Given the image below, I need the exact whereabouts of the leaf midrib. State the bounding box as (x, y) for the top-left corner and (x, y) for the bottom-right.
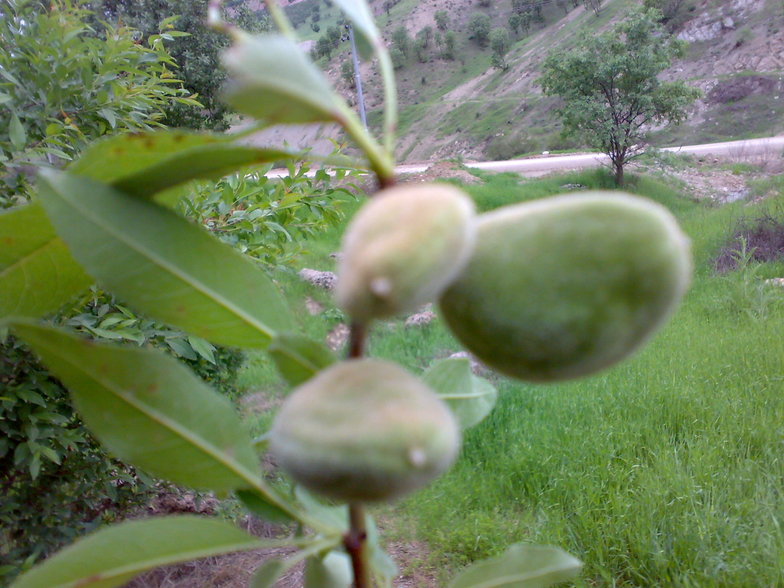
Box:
(0, 237), (60, 279)
(48, 537), (292, 588)
(53, 181), (275, 342)
(457, 563), (580, 588)
(27, 332), (262, 490)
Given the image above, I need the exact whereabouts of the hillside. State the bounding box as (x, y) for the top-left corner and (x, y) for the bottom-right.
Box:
(248, 0), (784, 164)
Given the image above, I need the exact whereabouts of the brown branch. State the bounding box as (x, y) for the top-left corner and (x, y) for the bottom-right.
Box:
(345, 503), (372, 588)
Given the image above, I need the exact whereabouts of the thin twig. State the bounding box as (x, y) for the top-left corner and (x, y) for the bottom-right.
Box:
(345, 503), (371, 588)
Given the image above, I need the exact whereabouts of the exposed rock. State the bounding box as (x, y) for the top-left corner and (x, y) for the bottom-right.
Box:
(559, 183), (586, 191)
(299, 268), (337, 290)
(304, 296), (324, 316)
(325, 323), (350, 351)
(765, 278), (784, 288)
(405, 310), (436, 327)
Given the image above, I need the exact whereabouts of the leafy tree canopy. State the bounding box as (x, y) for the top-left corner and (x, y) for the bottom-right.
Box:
(539, 9), (700, 185)
(86, 0), (268, 130)
(0, 0), (197, 206)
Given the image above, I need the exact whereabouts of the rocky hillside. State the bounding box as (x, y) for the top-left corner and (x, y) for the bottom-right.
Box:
(246, 0), (784, 164)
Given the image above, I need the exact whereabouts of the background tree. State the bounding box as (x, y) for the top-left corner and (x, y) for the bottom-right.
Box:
(0, 0), (196, 206)
(583, 0), (602, 15)
(391, 25), (411, 57)
(490, 27), (511, 70)
(539, 9), (700, 185)
(87, 0), (267, 130)
(414, 28), (432, 63)
(467, 12), (491, 47)
(441, 30), (457, 60)
(390, 46), (407, 69)
(341, 59), (356, 87)
(644, 0), (690, 30)
(435, 9), (449, 31)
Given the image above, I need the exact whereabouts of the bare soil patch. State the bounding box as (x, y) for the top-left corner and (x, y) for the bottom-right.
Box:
(399, 161), (481, 185)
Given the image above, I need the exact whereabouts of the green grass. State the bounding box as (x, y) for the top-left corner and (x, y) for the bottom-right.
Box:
(238, 169), (784, 586)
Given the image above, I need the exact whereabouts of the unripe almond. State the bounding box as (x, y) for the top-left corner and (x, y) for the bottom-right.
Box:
(439, 192), (692, 382)
(336, 184), (476, 323)
(270, 359), (460, 503)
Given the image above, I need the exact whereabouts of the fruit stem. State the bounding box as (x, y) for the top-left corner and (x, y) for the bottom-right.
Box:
(345, 323), (372, 588)
(348, 322), (367, 359)
(346, 502), (372, 588)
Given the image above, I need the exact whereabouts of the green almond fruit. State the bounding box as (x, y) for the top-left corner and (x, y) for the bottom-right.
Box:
(335, 183), (476, 323)
(270, 359), (460, 503)
(439, 192), (692, 382)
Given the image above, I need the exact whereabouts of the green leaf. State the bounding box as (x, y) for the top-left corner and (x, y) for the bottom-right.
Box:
(11, 320), (260, 493)
(70, 131), (298, 200)
(295, 486), (348, 532)
(11, 516), (275, 588)
(188, 335), (216, 364)
(222, 35), (344, 124)
(304, 552), (352, 588)
(251, 560), (288, 588)
(236, 488), (294, 524)
(423, 358), (497, 430)
(366, 515), (398, 583)
(268, 332), (336, 388)
(0, 203), (91, 319)
(9, 112), (27, 150)
(37, 170), (293, 348)
(448, 544), (582, 588)
(331, 0), (381, 59)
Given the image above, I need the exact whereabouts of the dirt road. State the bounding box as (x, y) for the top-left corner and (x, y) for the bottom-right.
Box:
(266, 136), (784, 179)
(396, 136), (784, 177)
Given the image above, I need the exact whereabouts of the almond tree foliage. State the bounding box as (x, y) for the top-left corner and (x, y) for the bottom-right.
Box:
(539, 9), (700, 186)
(0, 0), (198, 206)
(85, 0), (268, 130)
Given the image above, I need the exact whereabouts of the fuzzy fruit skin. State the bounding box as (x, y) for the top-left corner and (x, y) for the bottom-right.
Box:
(270, 359), (460, 503)
(336, 183), (476, 323)
(439, 192), (692, 382)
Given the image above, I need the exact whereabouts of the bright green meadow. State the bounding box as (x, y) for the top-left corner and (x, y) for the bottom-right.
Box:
(239, 169), (784, 587)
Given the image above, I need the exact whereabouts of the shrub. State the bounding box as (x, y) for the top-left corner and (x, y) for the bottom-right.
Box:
(0, 336), (150, 581)
(0, 0), (197, 206)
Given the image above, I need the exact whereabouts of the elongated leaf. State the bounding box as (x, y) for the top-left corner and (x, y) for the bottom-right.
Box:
(0, 203), (91, 319)
(222, 35), (344, 124)
(70, 130), (297, 199)
(11, 516), (276, 588)
(268, 332), (336, 388)
(37, 170), (293, 348)
(11, 321), (260, 492)
(295, 486), (348, 532)
(304, 552), (352, 588)
(236, 488), (294, 524)
(332, 0), (380, 58)
(423, 359), (497, 430)
(10, 112), (26, 149)
(251, 560), (288, 588)
(448, 544), (582, 588)
(366, 514), (398, 583)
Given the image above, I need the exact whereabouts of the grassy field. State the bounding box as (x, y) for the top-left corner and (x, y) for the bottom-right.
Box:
(240, 168), (784, 586)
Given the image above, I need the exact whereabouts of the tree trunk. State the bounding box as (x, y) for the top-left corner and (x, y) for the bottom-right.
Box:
(614, 160), (624, 186)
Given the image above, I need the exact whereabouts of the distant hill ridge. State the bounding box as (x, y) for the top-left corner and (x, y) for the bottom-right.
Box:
(241, 0), (784, 163)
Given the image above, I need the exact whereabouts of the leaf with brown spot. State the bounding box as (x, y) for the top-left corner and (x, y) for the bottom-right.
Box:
(38, 170), (293, 348)
(69, 130), (300, 202)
